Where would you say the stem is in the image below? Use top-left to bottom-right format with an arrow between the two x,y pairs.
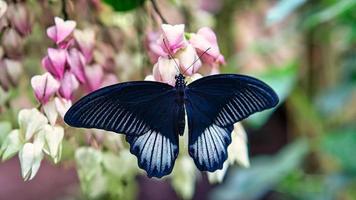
150,0 -> 168,24
61,0 -> 69,20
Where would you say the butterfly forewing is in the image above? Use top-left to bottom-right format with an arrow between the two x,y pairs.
185,74 -> 279,171
64,81 -> 181,178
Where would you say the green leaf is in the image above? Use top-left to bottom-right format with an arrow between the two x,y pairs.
210,139 -> 309,200
303,0 -> 356,29
102,0 -> 146,12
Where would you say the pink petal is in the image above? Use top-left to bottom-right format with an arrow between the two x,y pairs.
53,17 -> 76,45
67,48 -> 86,83
74,29 -> 95,63
58,72 -> 79,100
47,48 -> 66,79
31,72 -> 60,104
84,64 -> 103,92
42,56 -> 57,78
197,27 -> 218,45
46,26 -> 57,42
159,24 -> 187,55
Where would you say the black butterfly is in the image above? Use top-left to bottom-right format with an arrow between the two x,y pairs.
64,73 -> 278,178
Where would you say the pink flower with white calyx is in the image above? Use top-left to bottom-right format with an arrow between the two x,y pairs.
175,44 -> 202,76
157,24 -> 187,55
42,48 -> 67,79
47,17 -> 76,49
66,48 -> 86,83
31,73 -> 60,104
58,72 -> 79,100
153,57 -> 179,86
74,29 -> 95,63
189,27 -> 225,66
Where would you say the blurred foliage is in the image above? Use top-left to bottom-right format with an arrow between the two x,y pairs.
211,140 -> 309,200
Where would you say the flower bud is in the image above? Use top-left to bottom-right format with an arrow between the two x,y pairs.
58,71 -> 79,100
41,124 -> 64,163
67,48 -> 86,83
228,123 -> 250,167
18,108 -> 48,141
2,28 -> 23,58
46,17 -> 76,48
7,3 -> 32,36
43,100 -> 58,126
31,72 -> 60,104
74,28 -> 95,63
42,48 -> 67,79
19,134 -> 44,181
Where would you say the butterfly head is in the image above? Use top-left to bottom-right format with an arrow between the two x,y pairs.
175,73 -> 186,88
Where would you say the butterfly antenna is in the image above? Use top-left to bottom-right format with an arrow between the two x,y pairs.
182,47 -> 211,75
162,38 -> 181,73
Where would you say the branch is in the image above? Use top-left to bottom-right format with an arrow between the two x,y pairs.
61,0 -> 69,20
150,0 -> 168,24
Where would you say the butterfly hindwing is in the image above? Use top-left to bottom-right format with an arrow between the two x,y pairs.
64,81 -> 181,178
185,74 -> 279,171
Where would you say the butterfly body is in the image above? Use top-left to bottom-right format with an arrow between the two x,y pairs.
65,73 -> 279,178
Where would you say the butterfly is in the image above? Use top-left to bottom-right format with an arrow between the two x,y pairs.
64,72 -> 279,178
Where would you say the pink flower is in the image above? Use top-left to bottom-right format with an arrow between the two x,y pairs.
66,48 -> 86,83
46,17 -> 76,49
58,72 -> 79,100
31,73 -> 60,104
190,27 -> 225,66
42,48 -> 67,79
84,64 -> 103,91
157,24 -> 187,55
153,57 -> 179,86
175,44 -> 202,76
74,29 -> 95,62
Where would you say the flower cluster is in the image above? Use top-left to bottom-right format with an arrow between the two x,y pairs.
145,24 -> 225,85
0,108 -> 64,181
31,17 -> 117,124
0,1 -> 32,91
